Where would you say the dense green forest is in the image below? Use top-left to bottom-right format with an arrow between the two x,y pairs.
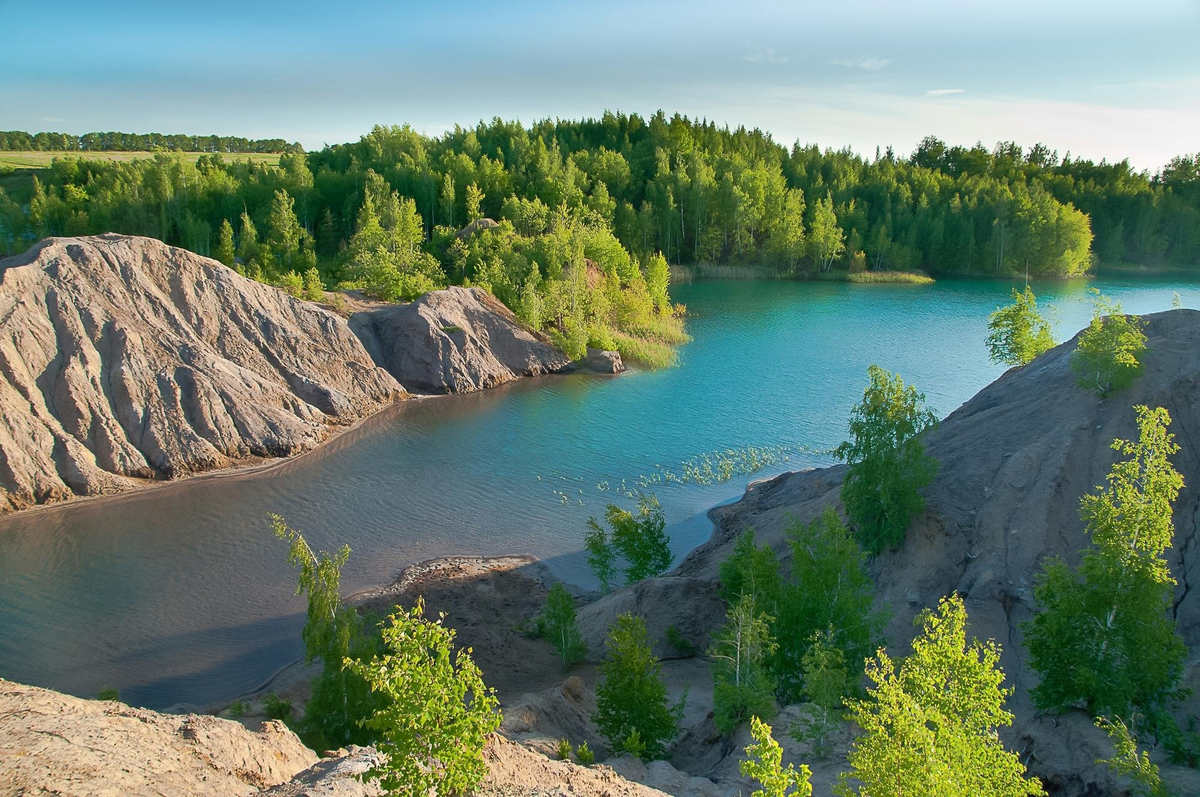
1,113 -> 1198,359
0,130 -> 299,154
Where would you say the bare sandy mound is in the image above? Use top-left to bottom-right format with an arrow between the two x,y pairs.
0,234 -> 405,512
671,309 -> 1200,795
350,286 -> 571,393
0,678 -> 317,796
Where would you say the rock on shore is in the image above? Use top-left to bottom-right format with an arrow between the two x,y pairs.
350,286 -> 571,393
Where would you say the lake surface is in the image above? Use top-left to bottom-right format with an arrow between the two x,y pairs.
0,275 -> 1195,709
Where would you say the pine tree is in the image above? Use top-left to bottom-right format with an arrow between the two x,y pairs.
267,189 -> 302,268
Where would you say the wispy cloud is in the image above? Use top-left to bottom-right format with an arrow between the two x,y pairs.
926,89 -> 965,96
743,46 -> 789,64
831,56 -> 890,70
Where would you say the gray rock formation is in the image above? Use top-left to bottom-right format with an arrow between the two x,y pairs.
350,286 -> 570,393
0,235 -> 405,512
667,310 -> 1200,796
585,347 -> 625,374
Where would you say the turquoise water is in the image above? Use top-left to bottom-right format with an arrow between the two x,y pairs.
0,276 -> 1195,709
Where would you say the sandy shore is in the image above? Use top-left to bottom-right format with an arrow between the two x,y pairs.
211,553 -> 568,715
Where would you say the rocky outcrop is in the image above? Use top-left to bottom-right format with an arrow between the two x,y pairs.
671,309 -> 1200,796
0,676 -> 670,797
350,286 -> 570,394
0,235 -> 405,512
0,678 -> 318,796
585,347 -> 625,374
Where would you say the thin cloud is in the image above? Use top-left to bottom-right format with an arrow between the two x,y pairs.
832,56 -> 890,70
926,89 -> 966,96
743,46 -> 789,64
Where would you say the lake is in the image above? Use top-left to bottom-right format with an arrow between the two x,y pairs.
0,275 -> 1194,709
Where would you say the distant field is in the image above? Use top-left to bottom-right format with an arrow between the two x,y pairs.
0,151 -> 282,169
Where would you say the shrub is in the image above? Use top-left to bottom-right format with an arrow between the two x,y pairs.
986,286 -> 1055,366
789,630 -> 848,760
585,493 -> 672,587
536,583 -> 586,669
263,692 -> 293,722
97,687 -> 120,702
835,365 -> 937,553
665,624 -> 698,657
227,700 -> 250,718
346,598 -> 501,797
741,716 -> 812,797
593,613 -> 680,760
836,595 -> 1044,797
1072,291 -> 1146,395
556,737 -> 572,760
576,741 -> 595,766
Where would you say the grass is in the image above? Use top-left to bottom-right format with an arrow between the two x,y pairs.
0,151 -> 281,170
611,331 -> 678,369
845,270 -> 935,284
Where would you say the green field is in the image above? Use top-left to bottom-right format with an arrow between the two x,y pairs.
0,151 -> 282,169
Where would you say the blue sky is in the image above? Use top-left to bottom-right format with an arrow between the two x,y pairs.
3,0 -> 1197,169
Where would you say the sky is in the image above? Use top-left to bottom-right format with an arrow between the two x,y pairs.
3,0 -> 1198,170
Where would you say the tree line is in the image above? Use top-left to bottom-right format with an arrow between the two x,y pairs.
0,130 -> 300,153
3,114 -> 1199,285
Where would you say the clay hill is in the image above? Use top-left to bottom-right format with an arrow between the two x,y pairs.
0,235 -> 569,512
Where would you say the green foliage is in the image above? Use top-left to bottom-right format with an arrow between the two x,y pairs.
227,700 -> 250,718
585,493 -> 672,587
576,741 -> 595,766
835,365 -> 938,553
271,514 -> 380,751
584,522 -> 617,594
1095,717 -> 1169,797
837,595 -> 1045,797
809,192 -> 845,273
536,583 -> 586,669
1072,291 -> 1147,395
789,630 -> 848,760
621,728 -> 647,760
986,286 -> 1055,366
97,687 -> 120,701
346,598 -> 501,797
214,219 -> 235,267
593,613 -> 680,760
718,527 -> 782,608
665,624 -> 698,657
263,692 -> 293,722
277,270 -> 304,297
741,716 -> 813,797
302,267 -> 324,301
774,508 -> 889,702
844,270 -> 933,284
556,737 -> 572,761
1024,406 -> 1186,722
710,594 -> 778,733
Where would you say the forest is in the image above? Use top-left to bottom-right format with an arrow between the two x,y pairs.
0,130 -> 299,154
1,112 -> 1198,360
